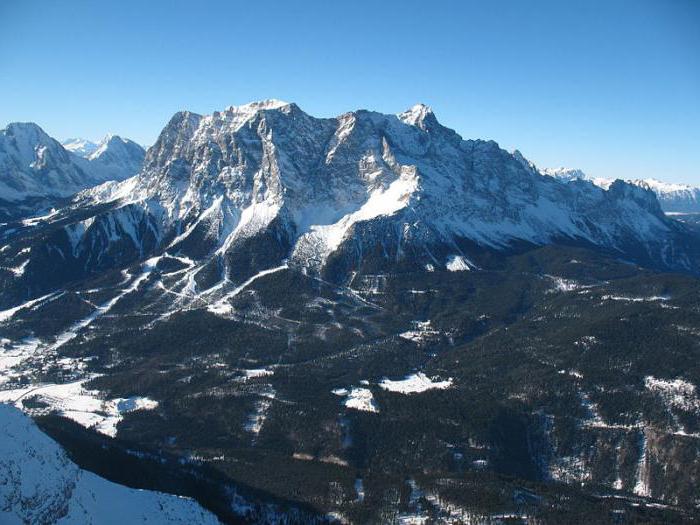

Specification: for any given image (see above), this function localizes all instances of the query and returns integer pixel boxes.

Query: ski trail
[207,264,288,315]
[46,257,161,352]
[0,292,64,323]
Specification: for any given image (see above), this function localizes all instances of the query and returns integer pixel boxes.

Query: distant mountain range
[543,166,700,213]
[0,123,144,220]
[62,137,100,157]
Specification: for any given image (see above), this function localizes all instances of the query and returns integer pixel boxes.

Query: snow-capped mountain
[85,134,146,182]
[58,99,696,282]
[3,99,698,312]
[0,123,145,220]
[633,178,700,213]
[540,167,588,183]
[0,404,219,524]
[62,137,99,157]
[545,167,700,213]
[0,123,95,202]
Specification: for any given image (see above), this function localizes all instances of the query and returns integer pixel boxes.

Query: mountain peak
[2,122,52,146]
[63,137,99,157]
[398,103,436,128]
[224,98,291,114]
[541,166,588,182]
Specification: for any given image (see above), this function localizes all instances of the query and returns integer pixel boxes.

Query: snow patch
[445,255,472,271]
[0,380,158,438]
[379,372,453,394]
[644,376,700,413]
[334,387,378,413]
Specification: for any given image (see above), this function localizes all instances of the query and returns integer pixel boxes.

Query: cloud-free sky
[1,0,698,183]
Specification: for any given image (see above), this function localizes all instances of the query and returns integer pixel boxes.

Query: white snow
[354,478,365,503]
[399,320,441,343]
[398,103,434,127]
[207,263,288,315]
[644,376,700,413]
[379,372,453,394]
[20,208,60,226]
[242,368,274,379]
[0,292,61,323]
[0,379,159,438]
[633,430,651,498]
[600,294,669,303]
[636,178,695,194]
[335,387,378,413]
[445,255,472,271]
[546,275,586,292]
[245,389,276,436]
[62,137,98,157]
[295,169,419,264]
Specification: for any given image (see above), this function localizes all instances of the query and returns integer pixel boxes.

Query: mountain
[85,134,146,183]
[634,178,700,213]
[0,123,96,202]
[0,404,219,524]
[545,167,700,213]
[0,123,145,220]
[540,166,589,183]
[1,101,699,523]
[11,98,694,295]
[62,137,99,157]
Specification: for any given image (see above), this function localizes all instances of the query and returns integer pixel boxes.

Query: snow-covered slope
[545,167,700,213]
[62,138,99,157]
[0,403,219,525]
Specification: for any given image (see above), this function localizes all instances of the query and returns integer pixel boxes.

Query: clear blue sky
[1,0,699,184]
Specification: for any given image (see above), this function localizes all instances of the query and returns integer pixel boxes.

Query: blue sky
[1,0,698,184]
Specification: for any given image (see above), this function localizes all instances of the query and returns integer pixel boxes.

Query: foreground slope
[0,403,219,524]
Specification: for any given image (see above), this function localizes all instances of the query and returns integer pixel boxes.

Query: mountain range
[544,166,700,213]
[0,123,145,221]
[1,101,699,523]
